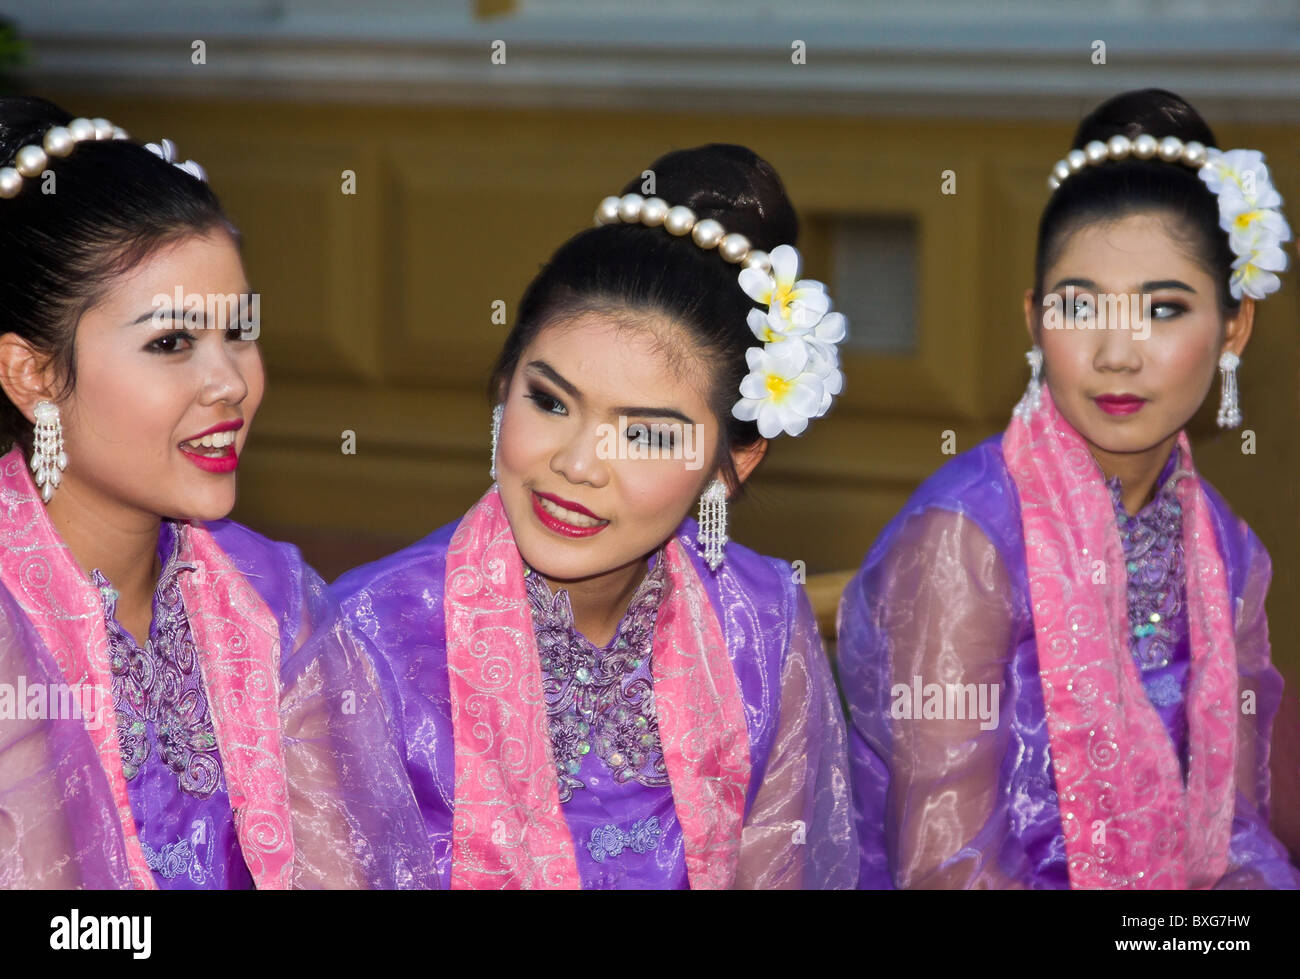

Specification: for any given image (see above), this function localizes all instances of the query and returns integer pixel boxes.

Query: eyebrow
[129,289,256,328]
[1049,277,1197,294]
[525,361,697,425]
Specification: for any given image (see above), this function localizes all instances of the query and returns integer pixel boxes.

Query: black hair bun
[618,143,798,253]
[1072,88,1217,152]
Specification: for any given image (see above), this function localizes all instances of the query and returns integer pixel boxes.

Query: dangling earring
[1216,351,1242,428]
[31,400,67,504]
[696,478,729,572]
[1013,345,1044,421]
[489,403,504,480]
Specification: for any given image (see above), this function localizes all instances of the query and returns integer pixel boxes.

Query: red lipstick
[531,490,609,539]
[1094,394,1147,416]
[178,419,243,474]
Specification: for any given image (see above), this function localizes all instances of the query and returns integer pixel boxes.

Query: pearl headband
[0,117,207,199]
[1046,133,1291,301]
[594,192,847,438]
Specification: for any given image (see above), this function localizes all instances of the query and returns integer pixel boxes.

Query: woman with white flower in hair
[0,97,432,889]
[326,144,857,889]
[840,89,1299,889]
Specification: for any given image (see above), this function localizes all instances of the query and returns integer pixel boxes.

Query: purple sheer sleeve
[1214,525,1300,889]
[208,520,438,889]
[0,580,132,888]
[840,506,1028,888]
[736,575,857,888]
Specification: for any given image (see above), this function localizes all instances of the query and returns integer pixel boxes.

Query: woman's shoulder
[863,434,1025,568]
[329,516,462,608]
[1195,473,1270,596]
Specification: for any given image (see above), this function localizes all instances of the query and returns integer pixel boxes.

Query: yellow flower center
[773,282,794,316]
[765,374,792,401]
[1233,210,1259,231]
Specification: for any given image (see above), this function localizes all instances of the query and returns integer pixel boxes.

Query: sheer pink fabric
[0,447,431,889]
[1005,390,1236,888]
[445,487,751,889]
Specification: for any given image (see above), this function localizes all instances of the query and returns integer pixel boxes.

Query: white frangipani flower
[1197,147,1291,301]
[732,341,826,438]
[738,244,831,328]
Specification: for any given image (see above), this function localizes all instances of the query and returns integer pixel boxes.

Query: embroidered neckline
[524,553,671,802]
[1106,447,1189,672]
[96,521,223,798]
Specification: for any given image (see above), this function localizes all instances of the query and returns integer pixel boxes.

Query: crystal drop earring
[489,403,503,480]
[1216,351,1241,428]
[1013,345,1044,421]
[30,400,67,504]
[696,478,728,571]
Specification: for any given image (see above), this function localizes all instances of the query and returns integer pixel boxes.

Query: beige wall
[46,94,1300,695]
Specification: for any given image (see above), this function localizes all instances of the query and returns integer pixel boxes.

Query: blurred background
[3,0,1299,858]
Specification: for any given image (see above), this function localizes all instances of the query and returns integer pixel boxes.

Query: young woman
[0,97,430,889]
[326,144,856,888]
[839,89,1299,889]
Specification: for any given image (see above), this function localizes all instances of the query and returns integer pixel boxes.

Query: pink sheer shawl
[1003,390,1237,888]
[444,486,752,889]
[0,447,292,889]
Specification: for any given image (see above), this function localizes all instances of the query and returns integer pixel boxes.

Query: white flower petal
[738,267,774,304]
[769,244,801,288]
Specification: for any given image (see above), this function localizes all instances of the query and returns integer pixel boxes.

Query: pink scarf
[445,486,751,889]
[1003,390,1237,888]
[0,447,292,889]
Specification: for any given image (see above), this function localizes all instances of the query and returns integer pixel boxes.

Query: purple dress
[0,515,435,888]
[95,520,252,889]
[839,435,1299,889]
[329,513,857,889]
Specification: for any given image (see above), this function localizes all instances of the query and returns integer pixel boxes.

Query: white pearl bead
[1052,160,1071,183]
[617,193,644,223]
[1047,175,1060,191]
[719,233,751,263]
[91,118,114,140]
[1107,134,1132,159]
[1132,134,1159,159]
[1182,140,1207,167]
[663,205,696,236]
[594,195,621,225]
[1158,136,1184,162]
[0,167,22,198]
[1066,149,1087,173]
[67,117,95,142]
[15,145,48,177]
[691,218,724,249]
[743,249,771,272]
[1084,140,1109,165]
[111,126,129,140]
[639,197,668,227]
[43,126,75,157]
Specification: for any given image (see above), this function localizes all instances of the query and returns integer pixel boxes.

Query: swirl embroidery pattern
[97,526,223,799]
[525,556,669,802]
[586,817,663,863]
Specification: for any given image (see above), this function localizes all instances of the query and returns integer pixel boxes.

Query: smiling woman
[322,143,858,889]
[839,89,1299,890]
[0,96,433,890]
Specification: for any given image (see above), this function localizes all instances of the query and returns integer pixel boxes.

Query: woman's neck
[1084,431,1180,516]
[44,480,162,642]
[540,554,651,648]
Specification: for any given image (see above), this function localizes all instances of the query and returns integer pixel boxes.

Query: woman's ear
[0,334,56,423]
[1022,288,1040,347]
[1222,297,1255,358]
[726,438,768,492]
